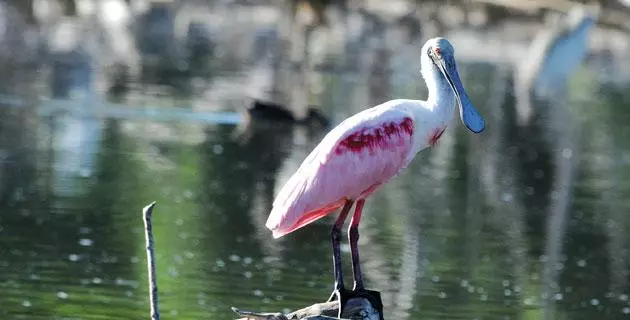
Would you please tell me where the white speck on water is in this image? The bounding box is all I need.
[525,186,534,195]
[80,278,90,285]
[514,285,522,293]
[229,254,241,262]
[501,192,513,203]
[524,297,535,305]
[620,294,628,301]
[177,232,189,240]
[79,227,91,234]
[183,190,193,199]
[562,148,573,159]
[115,278,139,288]
[555,262,564,271]
[68,254,80,262]
[13,188,24,201]
[243,257,253,265]
[92,277,102,284]
[431,275,440,283]
[541,292,549,300]
[468,286,475,293]
[438,292,447,299]
[480,294,488,301]
[126,290,133,297]
[282,308,291,314]
[79,168,92,177]
[504,289,512,297]
[78,238,93,247]
[502,280,510,287]
[307,281,316,287]
[215,259,225,268]
[213,144,224,155]
[590,298,600,306]
[184,251,195,259]
[244,271,252,279]
[477,287,485,294]
[622,307,630,314]
[262,256,279,264]
[130,256,140,263]
[577,260,586,267]
[28,274,40,281]
[253,289,263,297]
[460,280,469,287]
[553,293,563,301]
[57,291,69,300]
[22,300,31,307]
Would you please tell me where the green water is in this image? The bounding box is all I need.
[0,59,629,320]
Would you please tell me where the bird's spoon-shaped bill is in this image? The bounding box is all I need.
[436,55,485,133]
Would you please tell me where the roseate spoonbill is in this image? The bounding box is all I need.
[248,99,330,128]
[265,37,485,314]
[514,5,598,125]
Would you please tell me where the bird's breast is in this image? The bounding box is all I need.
[428,126,447,147]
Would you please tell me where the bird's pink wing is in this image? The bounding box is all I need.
[266,107,416,238]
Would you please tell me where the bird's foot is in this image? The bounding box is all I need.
[327,287,384,320]
[326,289,340,303]
[327,286,348,302]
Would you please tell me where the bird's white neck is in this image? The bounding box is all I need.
[421,58,457,122]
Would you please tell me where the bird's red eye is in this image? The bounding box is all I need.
[434,48,441,55]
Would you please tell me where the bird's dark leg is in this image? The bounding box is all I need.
[346,199,385,320]
[327,200,354,303]
[349,199,365,290]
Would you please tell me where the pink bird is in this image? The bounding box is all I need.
[265,37,485,314]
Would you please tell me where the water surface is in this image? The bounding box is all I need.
[1,8,630,320]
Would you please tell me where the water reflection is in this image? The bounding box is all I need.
[1,66,630,319]
[1,1,630,320]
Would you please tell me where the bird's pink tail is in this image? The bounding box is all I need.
[268,200,346,239]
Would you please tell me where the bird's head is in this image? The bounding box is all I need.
[422,37,485,134]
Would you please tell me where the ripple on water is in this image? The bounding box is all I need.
[1,45,630,320]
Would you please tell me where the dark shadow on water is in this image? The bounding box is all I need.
[197,120,296,257]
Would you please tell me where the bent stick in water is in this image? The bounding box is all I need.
[232,296,382,320]
[143,202,160,320]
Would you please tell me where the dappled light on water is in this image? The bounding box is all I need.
[0,0,629,319]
